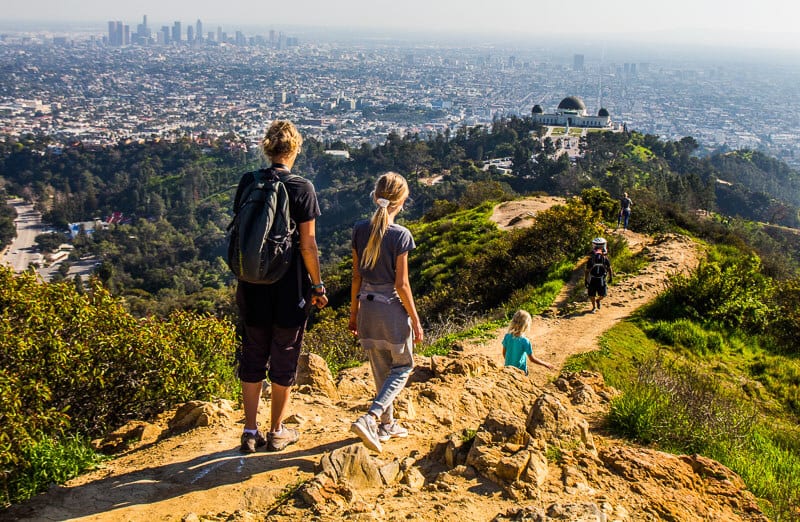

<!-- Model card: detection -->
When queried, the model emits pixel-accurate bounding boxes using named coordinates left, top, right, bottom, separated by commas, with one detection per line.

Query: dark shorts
left=587, top=279, right=607, bottom=297
left=238, top=322, right=306, bottom=386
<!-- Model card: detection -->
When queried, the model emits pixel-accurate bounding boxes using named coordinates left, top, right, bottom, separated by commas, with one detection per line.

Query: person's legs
left=264, top=324, right=305, bottom=450
left=269, top=383, right=291, bottom=432
left=266, top=325, right=304, bottom=428
left=242, top=381, right=263, bottom=430
left=623, top=209, right=631, bottom=230
left=365, top=345, right=394, bottom=424
left=239, top=324, right=271, bottom=431
left=367, top=342, right=413, bottom=422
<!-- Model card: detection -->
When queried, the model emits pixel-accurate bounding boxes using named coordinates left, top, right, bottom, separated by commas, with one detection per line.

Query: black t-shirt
left=234, top=167, right=321, bottom=328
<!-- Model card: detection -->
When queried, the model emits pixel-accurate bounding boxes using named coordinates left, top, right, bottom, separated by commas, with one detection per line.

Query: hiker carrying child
left=585, top=237, right=613, bottom=313
left=502, top=310, right=555, bottom=374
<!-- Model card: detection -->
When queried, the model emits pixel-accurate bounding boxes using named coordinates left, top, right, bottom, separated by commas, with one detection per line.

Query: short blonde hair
left=508, top=310, right=532, bottom=337
left=261, top=120, right=303, bottom=159
left=361, top=172, right=410, bottom=270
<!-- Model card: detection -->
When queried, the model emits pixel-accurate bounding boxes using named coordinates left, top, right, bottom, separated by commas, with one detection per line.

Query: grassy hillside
left=565, top=244, right=800, bottom=519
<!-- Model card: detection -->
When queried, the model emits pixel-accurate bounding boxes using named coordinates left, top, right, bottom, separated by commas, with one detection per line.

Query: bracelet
left=311, top=283, right=325, bottom=289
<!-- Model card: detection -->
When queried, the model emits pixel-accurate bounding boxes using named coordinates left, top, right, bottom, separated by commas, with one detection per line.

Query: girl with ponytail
left=348, top=172, right=423, bottom=453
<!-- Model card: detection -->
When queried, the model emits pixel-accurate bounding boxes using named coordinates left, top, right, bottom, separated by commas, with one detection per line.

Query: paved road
left=2, top=198, right=45, bottom=273
left=2, top=198, right=97, bottom=282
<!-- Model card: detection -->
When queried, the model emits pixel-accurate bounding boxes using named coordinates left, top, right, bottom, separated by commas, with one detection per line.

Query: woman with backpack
left=585, top=237, right=613, bottom=313
left=348, top=172, right=423, bottom=453
left=234, top=120, right=328, bottom=453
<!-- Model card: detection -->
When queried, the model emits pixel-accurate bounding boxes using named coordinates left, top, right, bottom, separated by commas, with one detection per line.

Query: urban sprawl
left=1, top=17, right=799, bottom=168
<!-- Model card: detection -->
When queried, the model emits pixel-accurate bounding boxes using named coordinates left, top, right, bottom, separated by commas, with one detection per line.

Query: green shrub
left=646, top=248, right=773, bottom=332
left=0, top=266, right=239, bottom=505
left=304, top=307, right=364, bottom=375
left=580, top=187, right=618, bottom=222
left=3, top=435, right=105, bottom=506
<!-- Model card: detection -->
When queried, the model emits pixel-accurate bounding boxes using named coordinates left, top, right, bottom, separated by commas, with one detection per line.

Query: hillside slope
left=5, top=199, right=769, bottom=522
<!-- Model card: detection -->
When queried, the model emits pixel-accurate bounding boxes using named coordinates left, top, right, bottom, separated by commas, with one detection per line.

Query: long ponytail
left=361, top=172, right=409, bottom=270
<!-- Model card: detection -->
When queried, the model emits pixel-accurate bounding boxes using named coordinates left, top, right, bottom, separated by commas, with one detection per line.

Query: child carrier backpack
left=226, top=168, right=297, bottom=284
left=589, top=251, right=608, bottom=285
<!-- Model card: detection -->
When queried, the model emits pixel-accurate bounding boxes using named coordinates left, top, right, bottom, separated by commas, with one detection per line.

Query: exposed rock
left=495, top=449, right=531, bottom=482
left=600, top=446, right=769, bottom=521
left=494, top=505, right=547, bottom=521
left=318, top=444, right=399, bottom=489
left=546, top=502, right=607, bottom=521
left=91, top=420, right=161, bottom=454
left=296, top=352, right=340, bottom=400
left=526, top=393, right=596, bottom=456
left=432, top=353, right=499, bottom=377
left=401, top=467, right=426, bottom=490
left=167, top=399, right=234, bottom=432
left=297, top=474, right=357, bottom=512
left=466, top=409, right=530, bottom=484
left=443, top=431, right=473, bottom=468
left=336, top=364, right=373, bottom=398
left=524, top=450, right=549, bottom=488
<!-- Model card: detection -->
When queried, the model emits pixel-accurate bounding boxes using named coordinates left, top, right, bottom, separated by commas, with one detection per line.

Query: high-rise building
left=136, top=15, right=151, bottom=44
left=172, top=21, right=181, bottom=43
left=196, top=19, right=203, bottom=41
left=573, top=54, right=584, bottom=71
left=235, top=31, right=245, bottom=46
left=187, top=26, right=194, bottom=43
left=107, top=21, right=123, bottom=46
left=161, top=26, right=170, bottom=45
left=123, top=25, right=130, bottom=46
left=217, top=26, right=223, bottom=43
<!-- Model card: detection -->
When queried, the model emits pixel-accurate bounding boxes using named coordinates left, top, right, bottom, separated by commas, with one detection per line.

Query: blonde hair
left=261, top=120, right=303, bottom=159
left=508, top=310, right=532, bottom=337
left=361, top=172, right=410, bottom=270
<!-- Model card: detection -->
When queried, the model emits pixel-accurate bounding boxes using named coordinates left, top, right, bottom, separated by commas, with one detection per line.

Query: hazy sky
left=4, top=0, right=800, bottom=50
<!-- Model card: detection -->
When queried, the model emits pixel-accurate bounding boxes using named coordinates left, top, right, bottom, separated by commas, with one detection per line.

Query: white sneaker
left=377, top=421, right=408, bottom=442
left=350, top=414, right=382, bottom=452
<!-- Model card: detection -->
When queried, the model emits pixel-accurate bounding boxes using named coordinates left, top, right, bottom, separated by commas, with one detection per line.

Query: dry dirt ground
left=5, top=197, right=721, bottom=522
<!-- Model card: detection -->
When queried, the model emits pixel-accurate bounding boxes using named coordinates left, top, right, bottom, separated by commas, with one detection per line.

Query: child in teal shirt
left=502, top=310, right=555, bottom=374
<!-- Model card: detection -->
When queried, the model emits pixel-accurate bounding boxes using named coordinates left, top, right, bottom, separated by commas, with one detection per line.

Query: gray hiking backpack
left=226, top=167, right=297, bottom=284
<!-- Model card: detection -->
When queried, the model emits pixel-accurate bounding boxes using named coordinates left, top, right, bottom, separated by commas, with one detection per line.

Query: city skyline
left=3, top=0, right=800, bottom=52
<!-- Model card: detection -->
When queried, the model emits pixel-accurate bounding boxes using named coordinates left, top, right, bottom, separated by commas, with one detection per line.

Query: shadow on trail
left=3, top=437, right=356, bottom=521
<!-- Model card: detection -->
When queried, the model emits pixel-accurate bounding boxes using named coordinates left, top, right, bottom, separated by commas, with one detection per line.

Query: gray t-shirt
left=352, top=219, right=415, bottom=285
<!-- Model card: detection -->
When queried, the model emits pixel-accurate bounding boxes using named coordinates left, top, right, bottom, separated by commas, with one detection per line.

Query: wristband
left=311, top=283, right=325, bottom=289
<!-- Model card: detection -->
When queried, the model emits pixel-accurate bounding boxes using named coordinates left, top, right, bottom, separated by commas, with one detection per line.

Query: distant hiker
left=349, top=172, right=423, bottom=453
left=585, top=237, right=613, bottom=313
left=234, top=120, right=328, bottom=453
left=502, top=309, right=555, bottom=374
left=617, top=192, right=633, bottom=230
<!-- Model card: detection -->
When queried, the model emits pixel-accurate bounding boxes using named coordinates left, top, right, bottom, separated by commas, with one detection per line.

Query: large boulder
left=526, top=393, right=596, bottom=456
left=168, top=399, right=235, bottom=432
left=296, top=352, right=339, bottom=400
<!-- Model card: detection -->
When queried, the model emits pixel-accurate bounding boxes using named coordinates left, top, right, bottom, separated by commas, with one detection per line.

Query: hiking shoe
left=378, top=421, right=408, bottom=442
left=240, top=431, right=267, bottom=453
left=351, top=414, right=382, bottom=452
left=267, top=426, right=299, bottom=452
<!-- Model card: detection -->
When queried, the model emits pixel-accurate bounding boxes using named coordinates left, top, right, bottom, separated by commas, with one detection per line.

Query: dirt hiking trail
left=5, top=196, right=764, bottom=522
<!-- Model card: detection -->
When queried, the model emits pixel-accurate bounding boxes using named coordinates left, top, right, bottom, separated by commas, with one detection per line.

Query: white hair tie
left=376, top=198, right=390, bottom=208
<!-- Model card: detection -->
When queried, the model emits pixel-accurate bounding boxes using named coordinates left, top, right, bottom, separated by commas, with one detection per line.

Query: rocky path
left=5, top=198, right=765, bottom=522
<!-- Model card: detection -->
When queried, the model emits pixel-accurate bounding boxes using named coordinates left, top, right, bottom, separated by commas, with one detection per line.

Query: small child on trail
left=502, top=310, right=555, bottom=374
